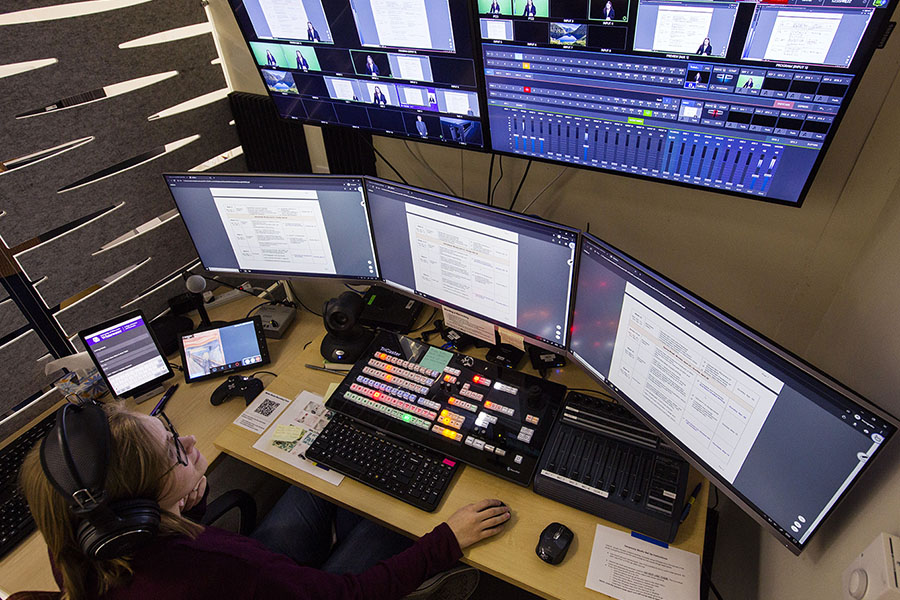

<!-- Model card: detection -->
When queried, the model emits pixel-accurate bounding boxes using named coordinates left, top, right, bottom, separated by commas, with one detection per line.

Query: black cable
left=486, top=153, right=495, bottom=204
left=709, top=486, right=720, bottom=510
left=250, top=370, right=277, bottom=379
left=246, top=301, right=274, bottom=318
left=490, top=155, right=504, bottom=206
left=343, top=284, right=365, bottom=295
left=509, top=160, right=532, bottom=212
left=167, top=362, right=183, bottom=372
left=361, top=135, right=408, bottom=184
left=302, top=340, right=313, bottom=351
left=286, top=281, right=322, bottom=317
left=409, top=306, right=438, bottom=334
left=701, top=562, right=725, bottom=600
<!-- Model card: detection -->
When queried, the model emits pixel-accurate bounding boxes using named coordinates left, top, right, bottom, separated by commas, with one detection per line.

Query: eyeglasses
left=155, top=410, right=188, bottom=468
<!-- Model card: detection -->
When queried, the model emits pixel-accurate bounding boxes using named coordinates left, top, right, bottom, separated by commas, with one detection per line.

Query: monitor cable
left=286, top=281, right=322, bottom=317
left=362, top=136, right=408, bottom=185
left=486, top=153, right=495, bottom=204
left=404, top=141, right=455, bottom=196
left=509, top=159, right=532, bottom=212
left=490, top=155, right=504, bottom=206
left=521, top=167, right=568, bottom=214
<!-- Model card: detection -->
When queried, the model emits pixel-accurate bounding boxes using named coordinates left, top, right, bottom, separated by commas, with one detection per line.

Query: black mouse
left=536, top=522, right=573, bottom=565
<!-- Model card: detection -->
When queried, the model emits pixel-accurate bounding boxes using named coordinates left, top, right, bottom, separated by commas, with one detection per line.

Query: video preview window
left=243, top=0, right=334, bottom=44
left=633, top=0, right=739, bottom=57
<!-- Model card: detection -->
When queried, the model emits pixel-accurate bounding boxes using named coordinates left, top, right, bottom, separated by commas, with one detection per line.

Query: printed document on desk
left=585, top=524, right=700, bottom=600
left=252, top=390, right=344, bottom=485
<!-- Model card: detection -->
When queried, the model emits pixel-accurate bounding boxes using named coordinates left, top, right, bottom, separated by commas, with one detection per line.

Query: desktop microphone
left=185, top=275, right=212, bottom=327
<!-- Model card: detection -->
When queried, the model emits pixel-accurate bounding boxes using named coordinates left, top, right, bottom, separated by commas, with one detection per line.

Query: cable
left=286, top=281, right=322, bottom=317
left=404, top=141, right=455, bottom=195
left=490, top=155, right=504, bottom=206
left=167, top=362, right=183, bottom=372
left=343, top=284, right=365, bottom=295
left=250, top=370, right=277, bottom=379
left=361, top=135, right=408, bottom=184
left=246, top=301, right=274, bottom=318
left=701, top=563, right=726, bottom=600
left=409, top=306, right=438, bottom=334
left=521, top=167, right=568, bottom=214
left=509, top=160, right=532, bottom=212
left=486, top=154, right=495, bottom=204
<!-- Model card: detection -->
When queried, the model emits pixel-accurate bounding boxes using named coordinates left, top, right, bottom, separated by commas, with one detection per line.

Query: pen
left=678, top=482, right=703, bottom=524
left=151, top=384, right=179, bottom=416
left=304, top=363, right=350, bottom=375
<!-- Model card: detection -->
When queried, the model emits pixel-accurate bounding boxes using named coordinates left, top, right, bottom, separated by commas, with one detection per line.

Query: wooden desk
left=214, top=332, right=709, bottom=600
left=0, top=294, right=323, bottom=593
left=0, top=296, right=708, bottom=598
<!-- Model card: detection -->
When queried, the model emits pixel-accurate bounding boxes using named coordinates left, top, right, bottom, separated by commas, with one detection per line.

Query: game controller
left=210, top=375, right=264, bottom=406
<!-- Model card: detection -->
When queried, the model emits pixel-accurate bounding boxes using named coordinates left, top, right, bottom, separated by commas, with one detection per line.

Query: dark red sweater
left=56, top=524, right=462, bottom=599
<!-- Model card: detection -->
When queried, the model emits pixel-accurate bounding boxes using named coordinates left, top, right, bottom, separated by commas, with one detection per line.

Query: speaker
left=40, top=403, right=161, bottom=560
left=320, top=292, right=374, bottom=363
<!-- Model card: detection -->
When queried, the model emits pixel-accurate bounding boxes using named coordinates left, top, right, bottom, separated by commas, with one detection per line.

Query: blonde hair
left=19, top=402, right=202, bottom=600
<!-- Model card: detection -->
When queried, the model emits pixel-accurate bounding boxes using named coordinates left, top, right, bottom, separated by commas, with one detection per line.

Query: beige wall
left=208, top=2, right=900, bottom=595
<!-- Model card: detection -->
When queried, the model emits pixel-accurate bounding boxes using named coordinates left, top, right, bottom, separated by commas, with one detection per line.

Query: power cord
left=490, top=155, right=504, bottom=206
left=486, top=153, right=495, bottom=204
left=361, top=135, right=408, bottom=184
left=509, top=159, right=532, bottom=212
left=286, top=280, right=322, bottom=317
left=250, top=370, right=277, bottom=379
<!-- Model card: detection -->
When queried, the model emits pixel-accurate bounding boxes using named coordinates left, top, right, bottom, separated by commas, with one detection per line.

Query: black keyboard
left=533, top=391, right=690, bottom=542
left=306, top=414, right=459, bottom=512
left=0, top=413, right=56, bottom=558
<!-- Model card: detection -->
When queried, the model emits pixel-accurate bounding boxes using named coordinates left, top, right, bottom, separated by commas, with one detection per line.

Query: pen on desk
left=304, top=363, right=350, bottom=375
left=150, top=384, right=178, bottom=416
left=679, top=482, right=703, bottom=524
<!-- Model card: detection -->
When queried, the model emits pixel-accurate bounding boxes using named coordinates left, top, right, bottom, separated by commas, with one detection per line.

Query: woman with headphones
left=20, top=402, right=511, bottom=599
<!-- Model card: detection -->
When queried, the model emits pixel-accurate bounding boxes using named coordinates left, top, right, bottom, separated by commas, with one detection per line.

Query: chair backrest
left=7, top=592, right=61, bottom=600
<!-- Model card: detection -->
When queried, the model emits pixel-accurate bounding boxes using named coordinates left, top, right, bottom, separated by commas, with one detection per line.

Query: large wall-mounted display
left=229, top=0, right=487, bottom=148
left=478, top=0, right=895, bottom=205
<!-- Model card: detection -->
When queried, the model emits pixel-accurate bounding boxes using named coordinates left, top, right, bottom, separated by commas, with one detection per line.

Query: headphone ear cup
left=77, top=498, right=161, bottom=561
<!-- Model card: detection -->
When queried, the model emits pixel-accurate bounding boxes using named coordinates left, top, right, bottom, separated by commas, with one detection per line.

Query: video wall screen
left=230, top=0, right=487, bottom=148
left=478, top=0, right=895, bottom=205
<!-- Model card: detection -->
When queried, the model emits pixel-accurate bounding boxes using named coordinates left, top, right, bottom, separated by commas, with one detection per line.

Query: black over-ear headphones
left=39, top=403, right=161, bottom=560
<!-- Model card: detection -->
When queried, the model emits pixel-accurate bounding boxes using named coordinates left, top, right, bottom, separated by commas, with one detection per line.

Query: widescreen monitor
left=228, top=0, right=487, bottom=148
left=365, top=177, right=577, bottom=350
left=164, top=173, right=379, bottom=281
left=478, top=0, right=896, bottom=204
left=568, top=233, right=898, bottom=553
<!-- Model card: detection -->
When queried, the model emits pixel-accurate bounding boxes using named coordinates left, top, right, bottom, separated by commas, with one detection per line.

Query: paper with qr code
left=234, top=391, right=290, bottom=434
left=252, top=391, right=344, bottom=486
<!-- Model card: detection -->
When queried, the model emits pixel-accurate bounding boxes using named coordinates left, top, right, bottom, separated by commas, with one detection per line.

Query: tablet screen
left=179, top=317, right=271, bottom=383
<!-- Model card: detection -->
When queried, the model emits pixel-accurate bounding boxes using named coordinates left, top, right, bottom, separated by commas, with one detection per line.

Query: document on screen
left=484, top=19, right=511, bottom=40
left=396, top=55, right=426, bottom=81
left=764, top=12, right=841, bottom=64
left=211, top=188, right=336, bottom=274
left=607, top=284, right=780, bottom=482
left=258, top=0, right=309, bottom=40
left=329, top=78, right=357, bottom=101
left=369, top=0, right=433, bottom=50
left=652, top=6, right=713, bottom=54
left=405, top=204, right=518, bottom=326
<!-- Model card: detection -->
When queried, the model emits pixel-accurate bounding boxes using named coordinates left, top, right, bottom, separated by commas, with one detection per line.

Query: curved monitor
left=568, top=233, right=898, bottom=553
left=478, top=0, right=896, bottom=204
left=165, top=173, right=379, bottom=281
left=365, top=177, right=577, bottom=350
left=228, top=0, right=487, bottom=148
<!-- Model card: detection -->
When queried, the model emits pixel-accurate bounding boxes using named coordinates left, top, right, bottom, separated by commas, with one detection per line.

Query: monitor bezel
left=164, top=172, right=381, bottom=282
left=224, top=0, right=494, bottom=152
left=365, top=176, right=579, bottom=352
left=478, top=3, right=898, bottom=207
left=178, top=316, right=271, bottom=383
left=567, top=232, right=900, bottom=554
left=78, top=310, right=175, bottom=399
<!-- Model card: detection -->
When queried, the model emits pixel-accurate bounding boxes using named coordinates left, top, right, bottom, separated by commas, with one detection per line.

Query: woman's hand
left=177, top=475, right=207, bottom=514
left=446, top=499, right=511, bottom=549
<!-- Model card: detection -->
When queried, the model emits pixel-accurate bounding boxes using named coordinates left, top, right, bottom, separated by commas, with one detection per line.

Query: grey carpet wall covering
left=0, top=0, right=244, bottom=439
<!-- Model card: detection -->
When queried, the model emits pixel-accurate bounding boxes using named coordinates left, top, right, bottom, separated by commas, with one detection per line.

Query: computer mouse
left=536, top=522, right=573, bottom=565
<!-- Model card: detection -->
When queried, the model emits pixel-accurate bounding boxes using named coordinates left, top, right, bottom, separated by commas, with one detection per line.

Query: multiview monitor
left=568, top=233, right=898, bottom=553
left=365, top=177, right=578, bottom=350
left=229, top=0, right=487, bottom=148
left=164, top=173, right=379, bottom=281
left=478, top=0, right=896, bottom=205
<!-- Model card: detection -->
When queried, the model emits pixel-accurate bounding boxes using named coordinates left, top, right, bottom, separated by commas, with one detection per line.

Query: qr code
left=254, top=398, right=279, bottom=417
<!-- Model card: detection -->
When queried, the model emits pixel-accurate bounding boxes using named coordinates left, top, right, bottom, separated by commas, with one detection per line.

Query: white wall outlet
left=842, top=533, right=900, bottom=600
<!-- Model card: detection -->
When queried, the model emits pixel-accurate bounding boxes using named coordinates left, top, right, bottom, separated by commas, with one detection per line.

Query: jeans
left=251, top=486, right=413, bottom=573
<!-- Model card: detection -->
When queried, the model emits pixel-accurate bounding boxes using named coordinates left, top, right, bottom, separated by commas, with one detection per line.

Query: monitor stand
left=133, top=385, right=166, bottom=405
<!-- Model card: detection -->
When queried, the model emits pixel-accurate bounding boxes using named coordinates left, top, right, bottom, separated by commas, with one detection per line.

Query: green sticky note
left=419, top=346, right=454, bottom=373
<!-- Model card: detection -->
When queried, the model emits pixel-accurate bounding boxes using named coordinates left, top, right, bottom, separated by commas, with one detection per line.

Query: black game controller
left=210, top=375, right=264, bottom=406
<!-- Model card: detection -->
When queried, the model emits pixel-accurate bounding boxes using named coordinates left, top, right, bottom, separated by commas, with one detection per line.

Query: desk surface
left=1, top=295, right=707, bottom=598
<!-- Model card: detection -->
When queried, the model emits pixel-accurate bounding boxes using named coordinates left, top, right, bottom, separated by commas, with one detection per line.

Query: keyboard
left=305, top=414, right=459, bottom=512
left=533, top=391, right=690, bottom=542
left=0, top=412, right=56, bottom=558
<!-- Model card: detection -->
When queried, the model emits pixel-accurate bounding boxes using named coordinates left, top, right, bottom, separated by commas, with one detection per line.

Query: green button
left=643, top=110, right=652, bottom=117
left=628, top=117, right=644, bottom=125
